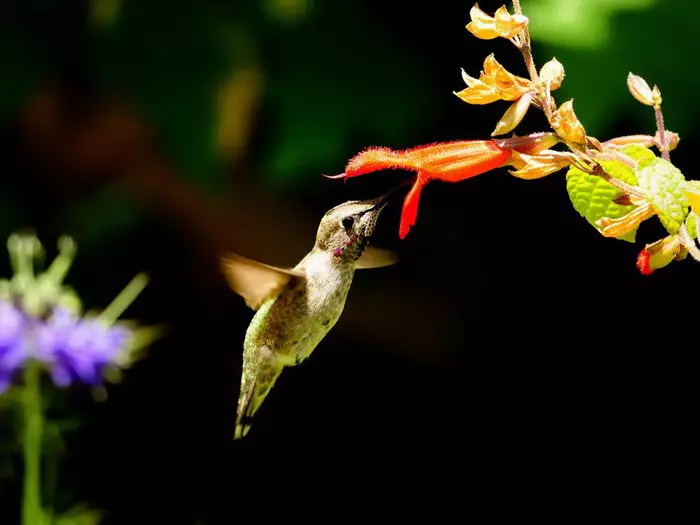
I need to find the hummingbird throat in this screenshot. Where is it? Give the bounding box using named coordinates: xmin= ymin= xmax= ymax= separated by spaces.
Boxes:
xmin=332 ymin=233 xmax=367 ymax=259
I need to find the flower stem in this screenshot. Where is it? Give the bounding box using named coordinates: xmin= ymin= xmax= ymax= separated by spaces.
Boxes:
xmin=22 ymin=361 xmax=43 ymax=525
xmin=654 ymin=106 xmax=671 ymax=162
xmin=98 ymin=273 xmax=149 ymax=326
xmin=512 ymin=0 xmax=539 ymax=81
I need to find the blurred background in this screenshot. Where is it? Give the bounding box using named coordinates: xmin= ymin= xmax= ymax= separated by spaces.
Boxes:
xmin=1 ymin=0 xmax=698 ymax=522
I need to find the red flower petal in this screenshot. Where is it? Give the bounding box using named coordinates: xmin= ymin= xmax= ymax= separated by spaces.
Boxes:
xmin=636 ymin=249 xmax=654 ymax=275
xmin=344 ymin=141 xmax=511 ymax=183
xmin=399 ymin=175 xmax=426 ymax=239
xmin=334 ymin=135 xmax=558 ymax=239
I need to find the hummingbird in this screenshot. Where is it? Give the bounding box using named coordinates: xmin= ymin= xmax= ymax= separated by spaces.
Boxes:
xmin=220 ymin=193 xmax=398 ymax=439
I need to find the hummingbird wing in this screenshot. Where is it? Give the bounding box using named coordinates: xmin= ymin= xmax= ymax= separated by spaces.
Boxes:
xmin=355 ymin=246 xmax=399 ymax=269
xmin=220 ymin=252 xmax=306 ymax=311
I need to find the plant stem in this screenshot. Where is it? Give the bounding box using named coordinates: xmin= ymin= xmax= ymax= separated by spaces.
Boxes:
xmin=98 ymin=272 xmax=149 ymax=326
xmin=22 ymin=361 xmax=43 ymax=525
xmin=593 ymin=166 xmax=646 ymax=200
xmin=654 ymin=106 xmax=671 ymax=162
xmin=512 ymin=0 xmax=539 ymax=81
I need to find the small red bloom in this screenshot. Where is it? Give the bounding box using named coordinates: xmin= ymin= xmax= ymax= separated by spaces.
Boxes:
xmin=636 ymin=248 xmax=654 ymax=275
xmin=328 ymin=134 xmax=558 ymax=238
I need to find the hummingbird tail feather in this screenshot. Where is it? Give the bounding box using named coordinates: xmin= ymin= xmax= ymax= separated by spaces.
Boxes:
xmin=234 ymin=345 xmax=282 ymax=440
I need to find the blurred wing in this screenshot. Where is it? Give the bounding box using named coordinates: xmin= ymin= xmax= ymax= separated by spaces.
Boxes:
xmin=355 ymin=246 xmax=399 ymax=269
xmin=220 ymin=253 xmax=306 ymax=310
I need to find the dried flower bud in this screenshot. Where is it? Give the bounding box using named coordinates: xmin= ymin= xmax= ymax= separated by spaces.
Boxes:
xmin=636 ymin=235 xmax=683 ymax=275
xmin=455 ymin=54 xmax=532 ymax=105
xmin=491 ymin=92 xmax=533 ymax=136
xmin=508 ymin=149 xmax=573 ymax=179
xmin=627 ymin=72 xmax=655 ymax=106
xmin=551 ymin=99 xmax=586 ymax=145
xmin=539 ymin=58 xmax=564 ymax=91
xmin=597 ymin=202 xmax=656 ymax=238
xmin=466 ymin=4 xmax=528 ymax=40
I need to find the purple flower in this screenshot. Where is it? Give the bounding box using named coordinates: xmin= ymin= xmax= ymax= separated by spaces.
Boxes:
xmin=0 ymin=302 xmax=132 ymax=392
xmin=0 ymin=301 xmax=30 ymax=393
xmin=0 ymin=233 xmax=146 ymax=393
xmin=35 ymin=308 xmax=132 ymax=388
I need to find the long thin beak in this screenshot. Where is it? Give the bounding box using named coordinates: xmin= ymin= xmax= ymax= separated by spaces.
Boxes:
xmin=361 ymin=178 xmax=414 ymax=211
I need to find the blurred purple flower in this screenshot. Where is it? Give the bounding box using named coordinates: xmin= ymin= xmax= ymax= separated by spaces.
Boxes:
xmin=0 ymin=301 xmax=30 ymax=393
xmin=0 ymin=302 xmax=132 ymax=392
xmin=0 ymin=233 xmax=146 ymax=394
xmin=35 ymin=308 xmax=132 ymax=388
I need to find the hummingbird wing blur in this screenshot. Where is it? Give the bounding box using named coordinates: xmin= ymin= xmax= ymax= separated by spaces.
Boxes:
xmin=220 ymin=252 xmax=306 ymax=310
xmin=355 ymin=246 xmax=399 ymax=269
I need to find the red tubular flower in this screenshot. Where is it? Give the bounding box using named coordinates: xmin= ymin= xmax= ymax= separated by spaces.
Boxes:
xmin=327 ymin=134 xmax=558 ymax=238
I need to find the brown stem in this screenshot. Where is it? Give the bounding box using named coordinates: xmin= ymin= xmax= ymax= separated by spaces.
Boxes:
xmin=592 ymin=165 xmax=646 ymax=200
xmin=654 ymin=105 xmax=671 ymax=162
xmin=511 ymin=1 xmax=539 ymax=81
xmin=594 ymin=151 xmax=637 ymax=169
xmin=602 ymin=135 xmax=655 ymax=149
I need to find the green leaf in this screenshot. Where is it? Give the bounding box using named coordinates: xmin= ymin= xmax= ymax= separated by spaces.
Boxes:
xmin=636 ymin=157 xmax=689 ymax=234
xmin=565 ymin=145 xmax=652 ymax=242
xmin=615 ymin=144 xmax=657 ymax=165
xmin=685 ymin=213 xmax=698 ymax=239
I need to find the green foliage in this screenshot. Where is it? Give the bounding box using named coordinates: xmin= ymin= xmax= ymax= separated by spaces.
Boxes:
xmin=565 ymin=145 xmax=653 ymax=242
xmin=89 ymin=0 xmax=234 ymax=192
xmin=89 ymin=0 xmax=434 ymax=188
xmin=685 ymin=213 xmax=697 ymax=239
xmin=636 ymin=156 xmax=689 ymax=234
xmin=528 ymin=0 xmax=700 ymax=139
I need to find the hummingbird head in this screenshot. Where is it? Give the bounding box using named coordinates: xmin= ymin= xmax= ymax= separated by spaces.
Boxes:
xmin=315 ymin=194 xmax=390 ymax=263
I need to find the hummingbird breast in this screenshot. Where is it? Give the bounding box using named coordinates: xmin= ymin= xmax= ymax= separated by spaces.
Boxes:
xmin=244 ymin=250 xmax=355 ymax=366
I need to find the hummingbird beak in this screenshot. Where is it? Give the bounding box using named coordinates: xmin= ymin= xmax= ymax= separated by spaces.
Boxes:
xmin=357 ymin=192 xmax=393 ymax=237
xmin=361 ymin=179 xmax=411 ymax=211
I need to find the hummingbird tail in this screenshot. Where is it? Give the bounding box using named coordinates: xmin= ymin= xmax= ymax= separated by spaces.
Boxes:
xmin=234 ymin=345 xmax=282 ymax=440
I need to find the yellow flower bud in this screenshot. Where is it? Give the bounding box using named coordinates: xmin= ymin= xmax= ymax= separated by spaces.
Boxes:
xmin=539 ymin=58 xmax=565 ymax=91
xmin=626 ymin=72 xmax=655 ymax=106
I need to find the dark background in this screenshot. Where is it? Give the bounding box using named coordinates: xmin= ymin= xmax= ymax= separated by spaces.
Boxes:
xmin=0 ymin=0 xmax=697 ymax=522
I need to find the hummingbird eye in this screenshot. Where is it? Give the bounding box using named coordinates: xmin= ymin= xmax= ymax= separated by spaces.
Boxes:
xmin=341 ymin=216 xmax=355 ymax=230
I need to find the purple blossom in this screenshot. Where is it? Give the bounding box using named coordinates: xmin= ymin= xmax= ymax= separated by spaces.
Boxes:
xmin=0 ymin=233 xmax=144 ymax=394
xmin=35 ymin=308 xmax=132 ymax=388
xmin=0 ymin=301 xmax=30 ymax=393
xmin=0 ymin=302 xmax=132 ymax=392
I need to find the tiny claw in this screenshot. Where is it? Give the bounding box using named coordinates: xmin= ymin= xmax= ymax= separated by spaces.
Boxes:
xmin=322 ymin=173 xmax=347 ymax=180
